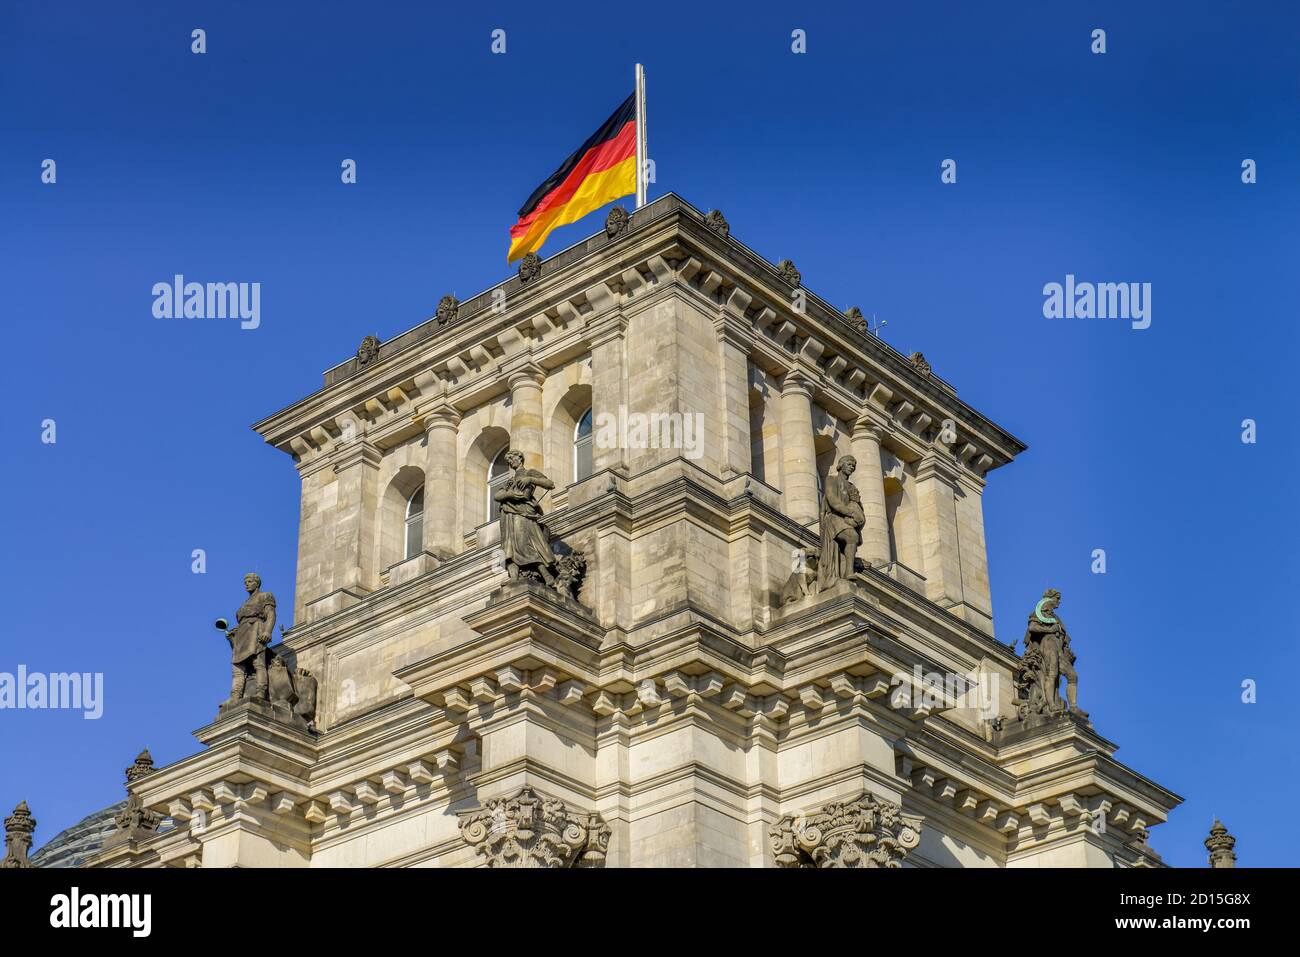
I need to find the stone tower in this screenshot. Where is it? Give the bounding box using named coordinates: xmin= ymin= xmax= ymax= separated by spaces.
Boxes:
xmin=71 ymin=195 xmax=1179 ymax=868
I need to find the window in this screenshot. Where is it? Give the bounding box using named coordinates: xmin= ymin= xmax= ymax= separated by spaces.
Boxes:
xmin=405 ymin=486 xmax=424 ymax=560
xmin=574 ymin=408 xmax=593 ymax=481
xmin=487 ymin=449 xmax=512 ymax=522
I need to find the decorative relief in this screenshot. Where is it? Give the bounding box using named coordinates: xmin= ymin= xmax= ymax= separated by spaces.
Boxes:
xmin=776 ymin=259 xmax=802 ymax=287
xmin=459 ymin=786 xmax=610 ymax=868
xmin=771 ymin=791 xmax=923 ymax=868
xmin=356 ymin=335 xmax=381 ymax=367
xmin=1 ymin=801 xmax=36 ymax=868
xmin=436 ymin=294 xmax=460 ymax=327
xmin=604 ymin=205 xmax=629 ymax=238
xmin=704 ymin=208 xmax=729 ymax=238
xmin=908 ymin=351 xmax=932 ymax=376
xmin=517 ymin=252 xmax=542 ymax=284
xmin=844 ymin=306 xmax=868 ymax=334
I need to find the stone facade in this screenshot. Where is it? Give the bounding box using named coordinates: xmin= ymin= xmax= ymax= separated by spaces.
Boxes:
xmin=49 ymin=194 xmax=1178 ymax=868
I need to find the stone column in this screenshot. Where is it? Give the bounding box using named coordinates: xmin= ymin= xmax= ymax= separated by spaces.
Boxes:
xmin=715 ymin=313 xmax=754 ymax=479
xmin=331 ymin=437 xmax=381 ymax=598
xmin=851 ymin=418 xmax=891 ymax=567
xmin=915 ymin=454 xmax=965 ymax=608
xmin=507 ymin=363 xmax=546 ymax=471
xmin=779 ymin=370 xmax=819 ymax=526
xmin=588 ymin=311 xmax=628 ymax=475
xmin=421 ymin=402 xmax=461 ymax=559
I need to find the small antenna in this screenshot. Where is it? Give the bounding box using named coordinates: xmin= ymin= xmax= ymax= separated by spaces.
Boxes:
xmin=869 ymin=314 xmax=888 ymax=338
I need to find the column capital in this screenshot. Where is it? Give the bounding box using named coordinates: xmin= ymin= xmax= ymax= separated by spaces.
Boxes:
xmin=852 ymin=414 xmax=890 ymax=443
xmin=780 ymin=367 xmax=817 ymax=398
xmin=415 ymin=399 xmax=461 ymax=432
xmin=504 ymin=360 xmax=546 ymax=390
xmin=585 ymin=310 xmax=629 ymax=349
xmin=915 ymin=451 xmax=960 ymax=485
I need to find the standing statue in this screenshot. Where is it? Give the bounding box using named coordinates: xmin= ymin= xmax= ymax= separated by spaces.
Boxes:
xmin=494 ymin=449 xmax=559 ymax=588
xmin=817 ymin=456 xmax=866 ymax=590
xmin=1016 ymin=588 xmax=1085 ymax=719
xmin=211 ymin=575 xmax=320 ymax=731
xmin=218 ymin=573 xmax=277 ymax=704
xmin=490 ymin=449 xmax=590 ymax=602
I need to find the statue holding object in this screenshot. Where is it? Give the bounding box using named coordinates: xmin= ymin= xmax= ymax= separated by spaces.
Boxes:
xmin=213 ymin=574 xmax=318 ymax=731
xmin=492 ymin=449 xmax=588 ymax=601
xmin=1014 ymin=588 xmax=1087 ymax=721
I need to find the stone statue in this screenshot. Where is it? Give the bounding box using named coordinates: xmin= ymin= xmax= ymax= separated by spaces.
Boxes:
xmin=1015 ymin=588 xmax=1085 ymax=720
xmin=113 ymin=749 xmax=162 ymax=834
xmin=219 ymin=573 xmax=277 ymax=704
xmin=817 ymin=456 xmax=866 ymax=590
xmin=213 ymin=575 xmax=318 ymax=731
xmin=488 ymin=450 xmax=589 ymax=602
xmin=495 ymin=450 xmax=558 ymax=587
xmin=1 ymin=801 xmax=36 ymax=868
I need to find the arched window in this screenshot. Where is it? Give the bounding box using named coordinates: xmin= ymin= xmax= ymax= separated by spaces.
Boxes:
xmin=574 ymin=408 xmax=593 ymax=481
xmin=487 ymin=448 xmax=512 ymax=522
xmin=405 ymin=486 xmax=424 ymax=560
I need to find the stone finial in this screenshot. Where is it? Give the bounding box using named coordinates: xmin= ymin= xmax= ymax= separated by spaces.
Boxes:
xmin=704 ymin=208 xmax=729 ymax=238
xmin=1205 ymin=819 xmax=1237 ymax=868
xmin=124 ymin=748 xmax=155 ymax=783
xmin=459 ymin=786 xmax=610 ymax=868
xmin=114 ymin=748 xmax=162 ymax=834
xmin=771 ymin=791 xmax=922 ymax=868
xmin=356 ymin=335 xmax=381 ymax=367
xmin=517 ymin=252 xmax=542 ymax=284
xmin=908 ymin=351 xmax=932 ymax=376
xmin=436 ymin=295 xmax=459 ymax=327
xmin=777 ymin=259 xmax=801 ymax=287
xmin=604 ymin=205 xmax=629 ymax=238
xmin=1 ymin=800 xmax=37 ymax=868
xmin=845 ymin=306 xmax=867 ymax=334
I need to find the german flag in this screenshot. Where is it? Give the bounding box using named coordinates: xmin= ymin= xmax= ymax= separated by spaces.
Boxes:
xmin=508 ymin=92 xmax=637 ymax=262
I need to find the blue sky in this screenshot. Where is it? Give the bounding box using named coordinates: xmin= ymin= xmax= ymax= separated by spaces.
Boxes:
xmin=2 ymin=1 xmax=1296 ymax=866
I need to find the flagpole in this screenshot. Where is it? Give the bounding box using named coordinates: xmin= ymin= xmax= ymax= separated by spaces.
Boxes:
xmin=635 ymin=63 xmax=647 ymax=209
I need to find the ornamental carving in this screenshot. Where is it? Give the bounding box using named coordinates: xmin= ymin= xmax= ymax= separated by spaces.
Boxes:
xmin=114 ymin=748 xmax=162 ymax=833
xmin=845 ymin=306 xmax=868 ymax=334
xmin=771 ymin=791 xmax=922 ymax=868
xmin=704 ymin=208 xmax=729 ymax=238
xmin=436 ymin=294 xmax=460 ymax=327
xmin=459 ymin=786 xmax=610 ymax=868
xmin=777 ymin=259 xmax=801 ymax=287
xmin=518 ymin=252 xmax=542 ymax=284
xmin=604 ymin=205 xmax=629 ymax=238
xmin=1 ymin=801 xmax=36 ymax=868
xmin=908 ymin=351 xmax=932 ymax=376
xmin=356 ymin=335 xmax=381 ymax=367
